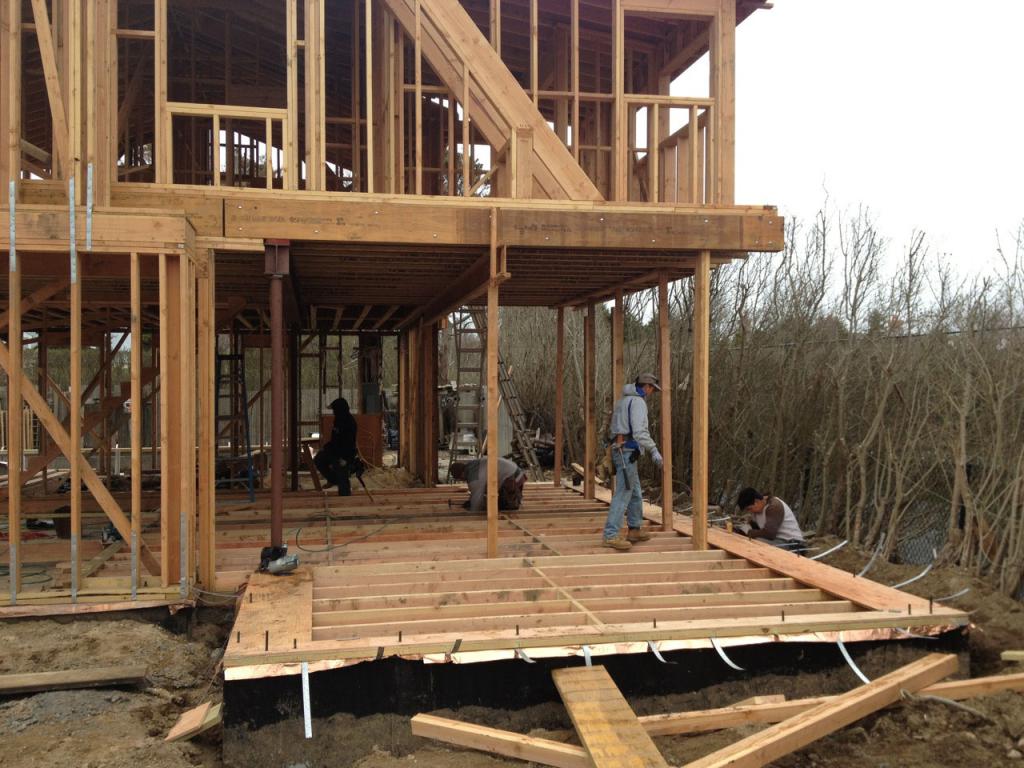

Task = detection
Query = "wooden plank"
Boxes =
[553,665,668,767]
[640,672,1024,737]
[682,653,958,768]
[0,665,147,695]
[165,701,223,742]
[412,713,590,768]
[1002,651,1024,663]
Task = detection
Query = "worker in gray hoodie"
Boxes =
[603,373,663,550]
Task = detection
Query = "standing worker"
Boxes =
[450,457,526,512]
[314,397,360,496]
[603,373,663,550]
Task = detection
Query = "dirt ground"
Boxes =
[2,540,1023,768]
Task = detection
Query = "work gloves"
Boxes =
[651,449,664,468]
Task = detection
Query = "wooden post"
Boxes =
[69,183,82,596]
[398,330,409,469]
[304,0,325,190]
[364,0,374,193]
[712,0,736,204]
[285,0,298,189]
[612,289,624,397]
[159,253,182,585]
[2,0,22,190]
[130,252,142,597]
[414,0,422,195]
[692,250,710,550]
[197,251,215,587]
[611,0,625,200]
[553,306,564,487]
[658,274,673,530]
[180,253,196,587]
[154,0,168,183]
[583,304,596,499]
[7,192,20,599]
[486,209,499,557]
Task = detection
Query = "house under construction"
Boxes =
[1,0,966,718]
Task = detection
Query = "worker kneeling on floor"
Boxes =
[450,457,526,511]
[602,373,663,551]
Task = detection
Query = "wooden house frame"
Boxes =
[0,0,965,675]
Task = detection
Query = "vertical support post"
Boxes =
[69,177,81,598]
[691,251,710,549]
[712,0,735,204]
[304,0,325,190]
[486,209,500,557]
[529,0,538,105]
[571,0,579,163]
[154,0,168,183]
[130,252,142,598]
[159,252,182,585]
[197,251,216,586]
[68,0,82,197]
[413,0,422,195]
[398,330,409,469]
[611,0,625,200]
[461,63,470,197]
[180,253,196,592]
[365,0,374,193]
[265,241,289,549]
[612,289,624,398]
[285,0,298,189]
[288,331,300,491]
[553,306,564,487]
[658,274,673,530]
[2,0,22,190]
[7,180,20,600]
[583,304,596,499]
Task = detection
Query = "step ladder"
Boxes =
[215,353,255,500]
[465,307,543,481]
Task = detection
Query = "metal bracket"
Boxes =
[710,637,745,671]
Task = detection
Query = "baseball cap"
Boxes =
[636,373,661,391]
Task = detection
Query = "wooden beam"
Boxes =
[413,713,589,768]
[658,274,673,530]
[159,253,182,586]
[3,0,22,189]
[691,250,709,549]
[352,304,373,330]
[682,654,958,768]
[130,252,142,595]
[371,304,401,330]
[0,666,147,695]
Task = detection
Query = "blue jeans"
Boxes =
[603,449,643,540]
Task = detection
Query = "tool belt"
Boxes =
[613,436,639,463]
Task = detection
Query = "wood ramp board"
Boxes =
[0,665,148,695]
[1002,650,1024,663]
[411,713,591,768]
[165,701,223,742]
[552,665,669,768]
[682,653,958,768]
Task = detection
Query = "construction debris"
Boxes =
[165,701,223,742]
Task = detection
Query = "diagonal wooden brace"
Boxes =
[0,339,161,576]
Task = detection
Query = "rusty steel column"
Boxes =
[265,240,290,549]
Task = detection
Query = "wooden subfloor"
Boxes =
[220,484,969,680]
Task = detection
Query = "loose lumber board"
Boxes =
[0,665,148,695]
[1002,651,1024,663]
[412,714,590,768]
[681,653,958,768]
[165,701,223,742]
[552,665,668,768]
[413,672,1024,768]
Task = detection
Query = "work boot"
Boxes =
[627,527,651,542]
[602,536,632,551]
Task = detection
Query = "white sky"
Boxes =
[731,0,1024,271]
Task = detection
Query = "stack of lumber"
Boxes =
[412,660,1024,768]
